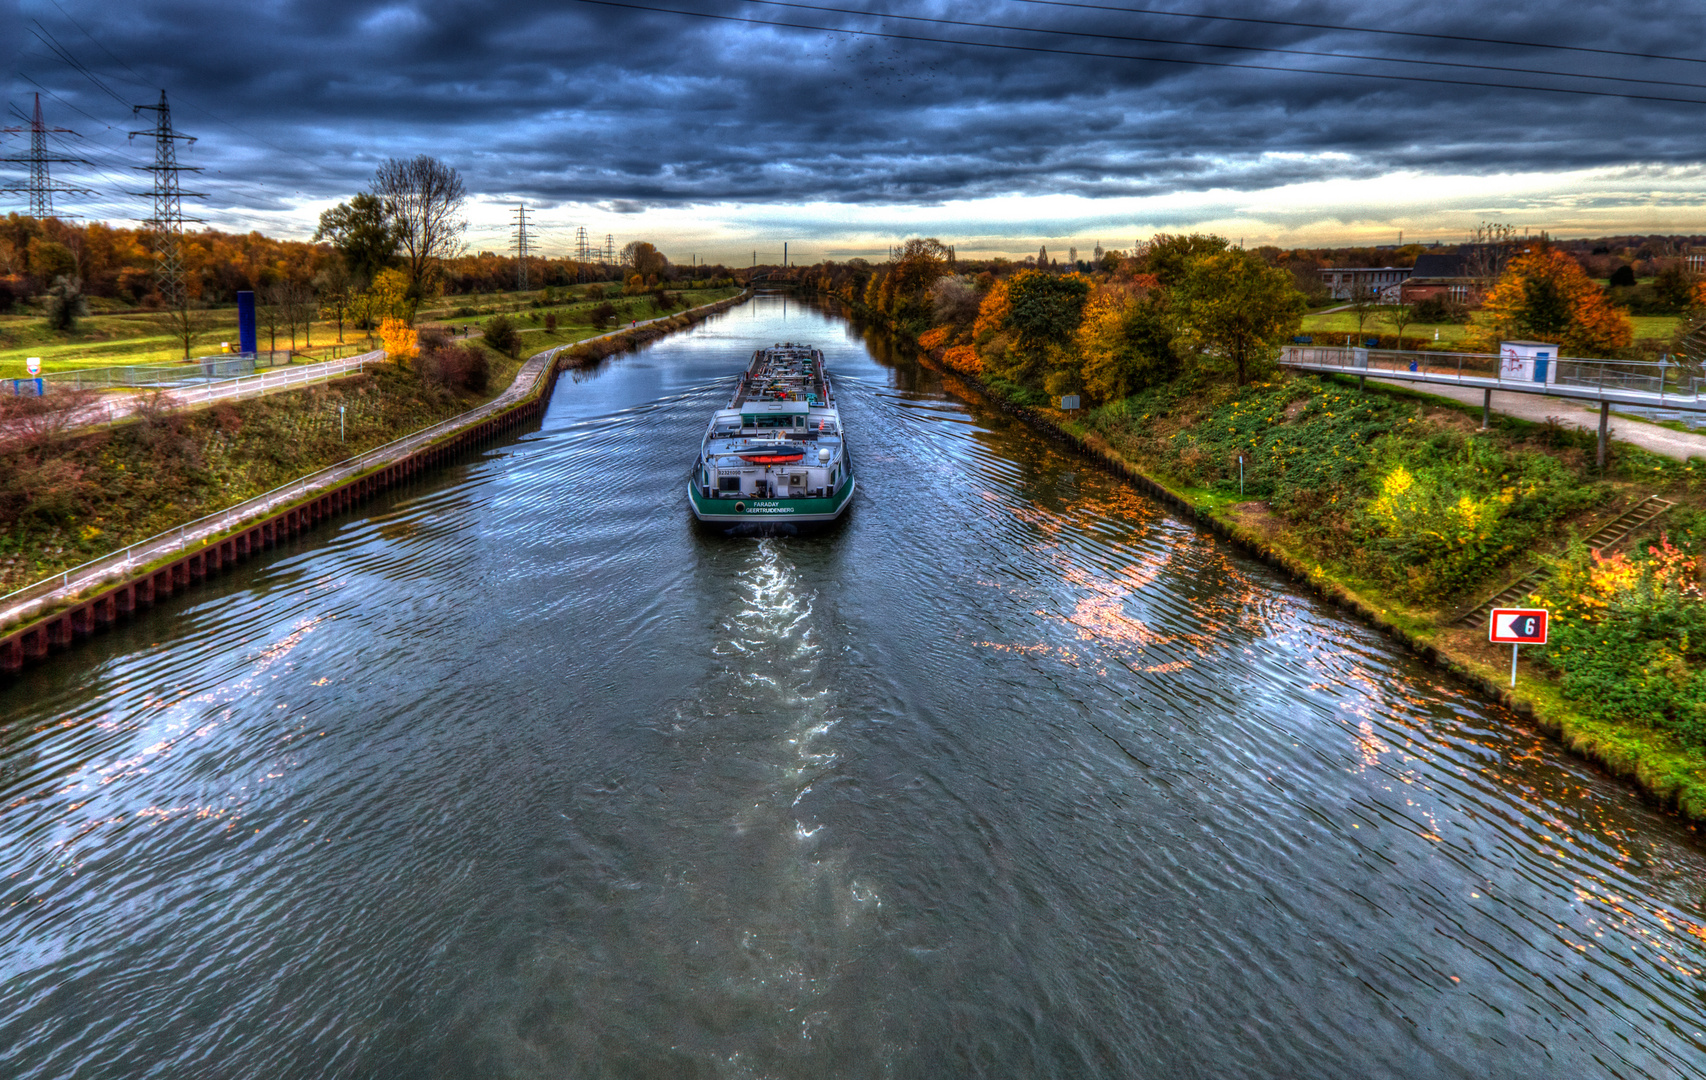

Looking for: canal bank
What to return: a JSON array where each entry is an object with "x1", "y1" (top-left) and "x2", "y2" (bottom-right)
[
  {"x1": 891, "y1": 335, "x2": 1706, "y2": 823},
  {"x1": 4, "y1": 291, "x2": 1705, "y2": 1079},
  {"x1": 0, "y1": 291, "x2": 750, "y2": 675}
]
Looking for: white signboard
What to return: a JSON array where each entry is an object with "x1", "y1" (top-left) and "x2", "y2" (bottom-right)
[{"x1": 25, "y1": 357, "x2": 40, "y2": 376}]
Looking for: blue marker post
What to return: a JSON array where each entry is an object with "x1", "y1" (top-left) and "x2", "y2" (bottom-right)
[{"x1": 236, "y1": 290, "x2": 257, "y2": 357}]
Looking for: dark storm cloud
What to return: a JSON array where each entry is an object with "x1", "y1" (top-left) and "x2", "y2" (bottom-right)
[{"x1": 8, "y1": 0, "x2": 1706, "y2": 219}]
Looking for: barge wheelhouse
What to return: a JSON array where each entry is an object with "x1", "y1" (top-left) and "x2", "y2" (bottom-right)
[{"x1": 687, "y1": 343, "x2": 855, "y2": 524}]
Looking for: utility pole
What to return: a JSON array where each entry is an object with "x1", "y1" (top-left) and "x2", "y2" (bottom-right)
[
  {"x1": 604, "y1": 234, "x2": 615, "y2": 263},
  {"x1": 1, "y1": 94, "x2": 93, "y2": 219},
  {"x1": 129, "y1": 90, "x2": 205, "y2": 358},
  {"x1": 783, "y1": 241, "x2": 787, "y2": 268},
  {"x1": 511, "y1": 204, "x2": 533, "y2": 290},
  {"x1": 574, "y1": 224, "x2": 590, "y2": 262}
]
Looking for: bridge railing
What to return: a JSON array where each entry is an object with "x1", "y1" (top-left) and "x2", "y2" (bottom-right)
[{"x1": 1280, "y1": 346, "x2": 1706, "y2": 402}]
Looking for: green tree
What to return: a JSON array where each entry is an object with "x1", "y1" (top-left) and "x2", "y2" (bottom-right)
[
  {"x1": 991, "y1": 269, "x2": 1092, "y2": 389},
  {"x1": 314, "y1": 193, "x2": 398, "y2": 286},
  {"x1": 1174, "y1": 249, "x2": 1305, "y2": 386},
  {"x1": 482, "y1": 314, "x2": 520, "y2": 358},
  {"x1": 1142, "y1": 233, "x2": 1230, "y2": 287},
  {"x1": 44, "y1": 275, "x2": 86, "y2": 332}
]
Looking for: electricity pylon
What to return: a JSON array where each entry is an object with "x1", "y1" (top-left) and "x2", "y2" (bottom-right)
[{"x1": 1, "y1": 93, "x2": 93, "y2": 218}]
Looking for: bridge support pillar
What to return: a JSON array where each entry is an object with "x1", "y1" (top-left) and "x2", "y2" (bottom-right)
[
  {"x1": 1357, "y1": 374, "x2": 1365, "y2": 392},
  {"x1": 1482, "y1": 388, "x2": 1491, "y2": 429},
  {"x1": 1597, "y1": 401, "x2": 1610, "y2": 469}
]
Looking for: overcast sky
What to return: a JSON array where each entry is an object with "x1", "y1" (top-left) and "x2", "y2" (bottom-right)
[{"x1": 4, "y1": 0, "x2": 1706, "y2": 262}]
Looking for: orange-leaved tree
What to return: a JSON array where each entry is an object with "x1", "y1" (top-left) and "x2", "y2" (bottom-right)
[
  {"x1": 380, "y1": 317, "x2": 417, "y2": 364},
  {"x1": 1478, "y1": 246, "x2": 1631, "y2": 356}
]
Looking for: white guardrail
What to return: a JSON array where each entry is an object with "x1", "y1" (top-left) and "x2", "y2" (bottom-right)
[{"x1": 1280, "y1": 345, "x2": 1706, "y2": 411}]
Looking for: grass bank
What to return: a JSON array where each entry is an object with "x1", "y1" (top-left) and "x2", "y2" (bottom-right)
[
  {"x1": 0, "y1": 289, "x2": 747, "y2": 597},
  {"x1": 904, "y1": 328, "x2": 1706, "y2": 821},
  {"x1": 0, "y1": 345, "x2": 525, "y2": 593}
]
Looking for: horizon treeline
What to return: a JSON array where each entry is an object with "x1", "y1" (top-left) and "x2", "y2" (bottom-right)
[{"x1": 0, "y1": 212, "x2": 738, "y2": 313}]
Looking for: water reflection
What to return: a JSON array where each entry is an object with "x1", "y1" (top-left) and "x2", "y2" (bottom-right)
[{"x1": 0, "y1": 293, "x2": 1702, "y2": 1079}]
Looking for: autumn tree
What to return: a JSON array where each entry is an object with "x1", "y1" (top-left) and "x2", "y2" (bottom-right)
[
  {"x1": 1479, "y1": 245, "x2": 1632, "y2": 357},
  {"x1": 44, "y1": 275, "x2": 86, "y2": 332},
  {"x1": 370, "y1": 155, "x2": 467, "y2": 308},
  {"x1": 1173, "y1": 249, "x2": 1305, "y2": 386},
  {"x1": 886, "y1": 238, "x2": 952, "y2": 330},
  {"x1": 316, "y1": 259, "x2": 353, "y2": 343},
  {"x1": 1075, "y1": 278, "x2": 1175, "y2": 402},
  {"x1": 621, "y1": 241, "x2": 670, "y2": 279},
  {"x1": 1463, "y1": 221, "x2": 1519, "y2": 301}
]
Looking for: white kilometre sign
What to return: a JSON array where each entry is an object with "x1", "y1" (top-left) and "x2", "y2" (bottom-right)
[
  {"x1": 1489, "y1": 608, "x2": 1548, "y2": 644},
  {"x1": 1489, "y1": 607, "x2": 1549, "y2": 687}
]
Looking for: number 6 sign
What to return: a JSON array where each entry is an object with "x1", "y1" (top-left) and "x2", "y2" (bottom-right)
[{"x1": 1490, "y1": 607, "x2": 1549, "y2": 687}]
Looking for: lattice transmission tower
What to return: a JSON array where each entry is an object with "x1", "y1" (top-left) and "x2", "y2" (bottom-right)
[
  {"x1": 511, "y1": 204, "x2": 533, "y2": 290},
  {"x1": 574, "y1": 225, "x2": 591, "y2": 262},
  {"x1": 128, "y1": 91, "x2": 204, "y2": 320},
  {"x1": 1, "y1": 93, "x2": 94, "y2": 218},
  {"x1": 605, "y1": 234, "x2": 615, "y2": 264}
]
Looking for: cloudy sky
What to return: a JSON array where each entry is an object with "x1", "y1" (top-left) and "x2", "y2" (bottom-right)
[{"x1": 4, "y1": 0, "x2": 1706, "y2": 262}]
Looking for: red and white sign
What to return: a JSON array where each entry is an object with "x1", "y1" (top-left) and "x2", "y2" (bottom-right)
[
  {"x1": 25, "y1": 357, "x2": 40, "y2": 376},
  {"x1": 1489, "y1": 608, "x2": 1548, "y2": 644}
]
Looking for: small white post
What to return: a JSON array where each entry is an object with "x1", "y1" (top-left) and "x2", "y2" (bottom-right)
[
  {"x1": 1511, "y1": 643, "x2": 1519, "y2": 687},
  {"x1": 1239, "y1": 455, "x2": 1244, "y2": 496}
]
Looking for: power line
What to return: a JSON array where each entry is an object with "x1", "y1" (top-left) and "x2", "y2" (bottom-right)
[
  {"x1": 1010, "y1": 0, "x2": 1706, "y2": 68},
  {"x1": 739, "y1": 0, "x2": 1706, "y2": 93},
  {"x1": 565, "y1": 0, "x2": 1706, "y2": 106}
]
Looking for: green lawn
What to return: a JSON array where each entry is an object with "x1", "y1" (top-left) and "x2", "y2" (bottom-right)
[
  {"x1": 0, "y1": 283, "x2": 741, "y2": 379},
  {"x1": 1299, "y1": 309, "x2": 1682, "y2": 350},
  {"x1": 1300, "y1": 310, "x2": 1473, "y2": 346}
]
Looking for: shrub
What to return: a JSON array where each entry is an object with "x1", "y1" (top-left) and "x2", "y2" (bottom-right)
[
  {"x1": 1412, "y1": 295, "x2": 1469, "y2": 324},
  {"x1": 44, "y1": 275, "x2": 87, "y2": 332},
  {"x1": 588, "y1": 302, "x2": 617, "y2": 329},
  {"x1": 544, "y1": 312, "x2": 558, "y2": 332},
  {"x1": 483, "y1": 314, "x2": 520, "y2": 358},
  {"x1": 1537, "y1": 537, "x2": 1706, "y2": 748},
  {"x1": 418, "y1": 343, "x2": 490, "y2": 395}
]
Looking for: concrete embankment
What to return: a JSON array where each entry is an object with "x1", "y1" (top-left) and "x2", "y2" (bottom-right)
[{"x1": 0, "y1": 291, "x2": 749, "y2": 676}]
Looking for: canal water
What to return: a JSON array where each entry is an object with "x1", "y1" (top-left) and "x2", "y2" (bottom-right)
[{"x1": 2, "y1": 294, "x2": 1704, "y2": 1079}]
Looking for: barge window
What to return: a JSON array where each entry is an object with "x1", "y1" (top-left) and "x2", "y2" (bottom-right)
[{"x1": 718, "y1": 476, "x2": 741, "y2": 492}]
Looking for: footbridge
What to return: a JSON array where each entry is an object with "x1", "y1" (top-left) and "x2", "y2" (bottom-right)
[{"x1": 1279, "y1": 344, "x2": 1705, "y2": 465}]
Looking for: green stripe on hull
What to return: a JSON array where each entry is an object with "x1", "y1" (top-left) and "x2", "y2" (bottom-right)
[{"x1": 687, "y1": 478, "x2": 856, "y2": 522}]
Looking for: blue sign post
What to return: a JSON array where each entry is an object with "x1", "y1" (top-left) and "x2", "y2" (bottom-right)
[{"x1": 236, "y1": 290, "x2": 257, "y2": 356}]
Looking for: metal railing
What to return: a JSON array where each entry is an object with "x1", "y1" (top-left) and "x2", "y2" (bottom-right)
[
  {"x1": 38, "y1": 345, "x2": 371, "y2": 390},
  {"x1": 0, "y1": 345, "x2": 563, "y2": 622},
  {"x1": 1280, "y1": 345, "x2": 1706, "y2": 408}
]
